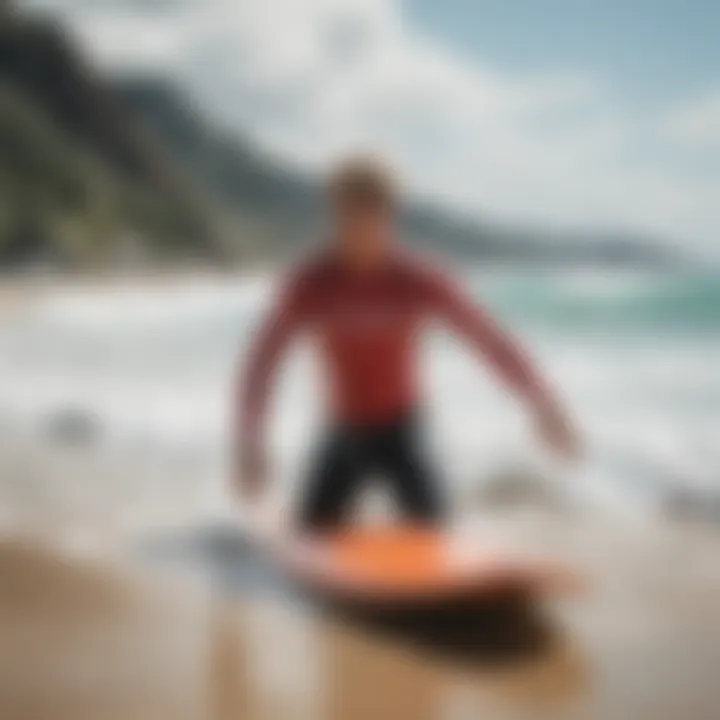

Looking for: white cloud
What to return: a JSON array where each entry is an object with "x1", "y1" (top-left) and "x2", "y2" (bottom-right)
[
  {"x1": 666, "y1": 89, "x2": 720, "y2": 148},
  {"x1": 22, "y1": 0, "x2": 720, "y2": 248}
]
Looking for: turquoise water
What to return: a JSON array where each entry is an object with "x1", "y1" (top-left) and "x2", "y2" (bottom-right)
[{"x1": 476, "y1": 270, "x2": 720, "y2": 336}]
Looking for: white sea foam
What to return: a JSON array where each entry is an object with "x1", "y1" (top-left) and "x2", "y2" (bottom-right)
[{"x1": 1, "y1": 269, "x2": 719, "y2": 532}]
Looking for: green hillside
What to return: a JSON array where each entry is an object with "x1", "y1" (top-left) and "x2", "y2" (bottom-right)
[{"x1": 0, "y1": 14, "x2": 221, "y2": 268}]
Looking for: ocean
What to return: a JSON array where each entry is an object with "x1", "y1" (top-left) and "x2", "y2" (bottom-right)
[{"x1": 1, "y1": 267, "x2": 719, "y2": 536}]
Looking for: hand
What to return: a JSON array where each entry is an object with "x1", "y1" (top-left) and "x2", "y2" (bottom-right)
[
  {"x1": 235, "y1": 441, "x2": 268, "y2": 504},
  {"x1": 534, "y1": 402, "x2": 582, "y2": 462}
]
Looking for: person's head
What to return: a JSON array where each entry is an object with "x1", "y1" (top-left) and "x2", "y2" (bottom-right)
[{"x1": 327, "y1": 155, "x2": 398, "y2": 268}]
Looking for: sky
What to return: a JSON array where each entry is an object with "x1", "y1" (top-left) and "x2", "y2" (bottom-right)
[
  {"x1": 22, "y1": 0, "x2": 720, "y2": 250},
  {"x1": 410, "y1": 0, "x2": 720, "y2": 106}
]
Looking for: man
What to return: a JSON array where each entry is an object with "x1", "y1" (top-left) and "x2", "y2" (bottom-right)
[{"x1": 237, "y1": 157, "x2": 580, "y2": 531}]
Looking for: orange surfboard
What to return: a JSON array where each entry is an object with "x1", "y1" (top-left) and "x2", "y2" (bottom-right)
[{"x1": 278, "y1": 526, "x2": 580, "y2": 604}]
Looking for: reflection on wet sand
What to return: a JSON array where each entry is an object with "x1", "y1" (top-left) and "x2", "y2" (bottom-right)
[
  {"x1": 4, "y1": 529, "x2": 720, "y2": 720},
  {"x1": 216, "y1": 596, "x2": 588, "y2": 720},
  {"x1": 0, "y1": 535, "x2": 587, "y2": 720}
]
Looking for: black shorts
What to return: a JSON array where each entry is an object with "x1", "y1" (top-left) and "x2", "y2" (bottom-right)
[{"x1": 298, "y1": 409, "x2": 445, "y2": 531}]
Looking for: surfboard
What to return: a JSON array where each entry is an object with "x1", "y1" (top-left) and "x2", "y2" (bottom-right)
[{"x1": 277, "y1": 526, "x2": 581, "y2": 605}]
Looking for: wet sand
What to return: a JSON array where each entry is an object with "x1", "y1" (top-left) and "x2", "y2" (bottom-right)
[{"x1": 1, "y1": 517, "x2": 720, "y2": 720}]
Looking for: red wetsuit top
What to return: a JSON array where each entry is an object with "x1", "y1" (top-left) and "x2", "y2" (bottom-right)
[{"x1": 240, "y1": 250, "x2": 548, "y2": 446}]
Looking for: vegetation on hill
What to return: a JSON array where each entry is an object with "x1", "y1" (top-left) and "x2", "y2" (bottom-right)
[{"x1": 0, "y1": 14, "x2": 220, "y2": 268}]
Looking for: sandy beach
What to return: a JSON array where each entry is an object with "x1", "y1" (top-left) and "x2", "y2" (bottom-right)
[{"x1": 1, "y1": 483, "x2": 720, "y2": 720}]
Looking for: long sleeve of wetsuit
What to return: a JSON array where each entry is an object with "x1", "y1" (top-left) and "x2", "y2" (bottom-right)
[
  {"x1": 238, "y1": 271, "x2": 311, "y2": 451},
  {"x1": 426, "y1": 270, "x2": 554, "y2": 410}
]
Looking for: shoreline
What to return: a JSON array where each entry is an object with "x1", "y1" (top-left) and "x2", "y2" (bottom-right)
[
  {"x1": 1, "y1": 390, "x2": 720, "y2": 720},
  {"x1": 2, "y1": 264, "x2": 720, "y2": 718},
  {"x1": 1, "y1": 510, "x2": 720, "y2": 719}
]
